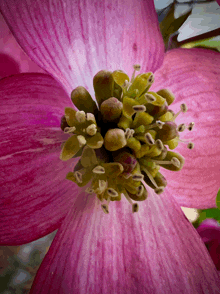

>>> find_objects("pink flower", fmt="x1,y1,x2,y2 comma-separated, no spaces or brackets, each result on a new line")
0,0,220,293
197,219,220,271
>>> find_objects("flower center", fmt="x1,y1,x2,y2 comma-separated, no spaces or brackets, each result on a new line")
60,65,194,213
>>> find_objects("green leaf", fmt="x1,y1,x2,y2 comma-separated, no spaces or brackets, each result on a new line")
216,188,220,210
160,3,192,49
181,36,220,52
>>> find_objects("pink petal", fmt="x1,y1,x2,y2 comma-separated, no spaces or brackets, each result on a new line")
151,48,220,209
197,219,220,270
197,219,220,243
0,0,164,95
0,73,77,246
30,189,220,294
0,13,45,78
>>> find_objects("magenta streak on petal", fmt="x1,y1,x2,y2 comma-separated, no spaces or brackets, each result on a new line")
30,189,220,294
0,73,78,245
0,0,164,96
151,48,220,209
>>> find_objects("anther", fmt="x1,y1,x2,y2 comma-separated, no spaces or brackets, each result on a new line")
137,185,144,196
132,105,146,112
123,80,131,90
86,187,94,194
107,188,118,197
75,111,86,123
86,113,96,123
179,139,195,150
132,174,144,181
64,126,76,133
123,190,134,205
77,135,86,147
132,203,139,213
125,128,135,140
142,167,164,194
74,171,83,183
155,139,164,151
145,132,155,145
99,180,107,193
131,64,141,83
148,74,155,84
171,157,181,168
187,142,194,149
133,64,141,71
86,124,97,136
181,104,188,113
188,122,195,131
144,93,156,103
154,187,164,195
156,120,165,129
92,165,105,174
101,204,109,214
177,123,186,132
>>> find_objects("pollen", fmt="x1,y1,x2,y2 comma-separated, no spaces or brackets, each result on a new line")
61,65,195,213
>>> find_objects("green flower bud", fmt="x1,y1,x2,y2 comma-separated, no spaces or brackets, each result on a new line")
71,86,98,115
157,89,175,105
93,70,114,106
155,122,178,142
104,129,127,151
100,97,123,122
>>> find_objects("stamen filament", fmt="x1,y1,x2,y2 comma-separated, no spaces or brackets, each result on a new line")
150,157,180,168
123,190,133,205
145,120,165,130
131,64,141,83
142,168,164,194
142,167,158,188
173,104,188,120
179,139,194,149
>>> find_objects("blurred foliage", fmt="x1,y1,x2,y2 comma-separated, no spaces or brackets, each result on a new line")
159,2,192,49
158,0,220,50
193,190,220,228
181,36,220,52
